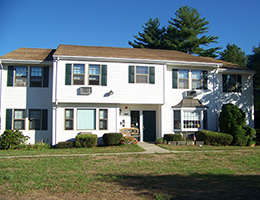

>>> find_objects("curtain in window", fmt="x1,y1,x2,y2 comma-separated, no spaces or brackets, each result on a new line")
184,111,200,120
77,109,96,129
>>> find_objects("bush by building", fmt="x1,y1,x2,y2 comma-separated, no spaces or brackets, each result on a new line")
163,134,182,142
219,104,256,146
75,134,97,148
103,133,123,146
196,130,233,146
0,130,30,150
57,141,75,148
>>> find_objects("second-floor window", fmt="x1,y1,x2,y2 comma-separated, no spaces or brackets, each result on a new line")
65,63,107,86
15,67,27,86
7,66,49,87
73,64,85,85
172,69,208,90
223,74,242,92
128,66,155,84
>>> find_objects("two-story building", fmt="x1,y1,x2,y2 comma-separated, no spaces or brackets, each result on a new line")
0,44,255,145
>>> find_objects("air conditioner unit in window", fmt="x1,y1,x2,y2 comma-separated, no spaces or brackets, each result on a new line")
185,91,197,98
80,87,92,95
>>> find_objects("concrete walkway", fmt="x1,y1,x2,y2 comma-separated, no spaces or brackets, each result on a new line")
137,142,171,154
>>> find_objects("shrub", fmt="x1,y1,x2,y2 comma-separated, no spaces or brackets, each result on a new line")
103,133,123,146
57,141,75,149
256,129,260,145
75,134,97,148
121,136,138,145
163,134,182,142
219,104,256,146
0,130,29,150
19,141,51,150
196,130,233,146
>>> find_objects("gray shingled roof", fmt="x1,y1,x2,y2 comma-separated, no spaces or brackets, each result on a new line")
172,99,208,108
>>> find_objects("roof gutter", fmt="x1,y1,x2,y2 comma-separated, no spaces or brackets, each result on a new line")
218,68,255,75
0,59,53,65
53,55,221,67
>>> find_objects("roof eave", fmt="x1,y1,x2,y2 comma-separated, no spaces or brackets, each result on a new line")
54,55,221,67
0,59,53,65
218,68,255,75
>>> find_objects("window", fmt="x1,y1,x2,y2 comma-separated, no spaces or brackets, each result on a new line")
14,109,25,130
173,110,207,130
223,74,242,92
89,64,100,85
99,109,108,130
29,109,41,130
30,67,42,87
29,109,48,130
65,109,73,130
129,66,155,84
192,70,202,89
183,111,201,129
178,70,189,89
73,64,85,85
15,66,27,86
77,109,96,130
172,69,208,89
136,66,149,83
30,67,49,87
173,110,181,129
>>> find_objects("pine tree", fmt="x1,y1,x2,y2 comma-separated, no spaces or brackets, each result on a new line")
165,6,220,57
128,18,166,49
220,43,247,67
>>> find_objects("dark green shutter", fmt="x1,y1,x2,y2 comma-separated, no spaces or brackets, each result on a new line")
149,67,155,84
223,75,227,92
7,66,14,86
202,71,208,90
65,64,72,85
6,109,12,130
42,109,48,130
172,69,177,88
129,66,135,83
43,67,49,87
101,65,107,86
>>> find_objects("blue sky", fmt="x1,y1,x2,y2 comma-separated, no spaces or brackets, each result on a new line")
0,0,259,57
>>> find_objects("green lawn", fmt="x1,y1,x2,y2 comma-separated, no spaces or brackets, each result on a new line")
0,147,260,199
158,144,260,151
0,144,144,157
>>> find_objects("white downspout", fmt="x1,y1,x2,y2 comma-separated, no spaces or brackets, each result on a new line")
53,57,59,146
0,61,3,132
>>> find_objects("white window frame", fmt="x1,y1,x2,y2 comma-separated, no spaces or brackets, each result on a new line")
72,64,85,85
88,64,101,85
173,108,207,132
15,66,27,87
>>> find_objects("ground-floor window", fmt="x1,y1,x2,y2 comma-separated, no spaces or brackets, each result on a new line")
29,109,48,130
99,109,108,130
14,109,26,130
65,109,74,130
77,109,96,130
173,109,207,131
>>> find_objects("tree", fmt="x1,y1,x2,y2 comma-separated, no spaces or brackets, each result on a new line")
128,18,166,49
165,6,221,57
220,43,247,67
247,44,260,128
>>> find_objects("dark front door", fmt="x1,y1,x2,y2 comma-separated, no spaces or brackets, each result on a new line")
143,111,156,142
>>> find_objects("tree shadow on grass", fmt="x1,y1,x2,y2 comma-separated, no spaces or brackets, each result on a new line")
103,173,260,199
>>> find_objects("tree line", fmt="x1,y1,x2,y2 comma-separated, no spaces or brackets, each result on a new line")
128,5,260,128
